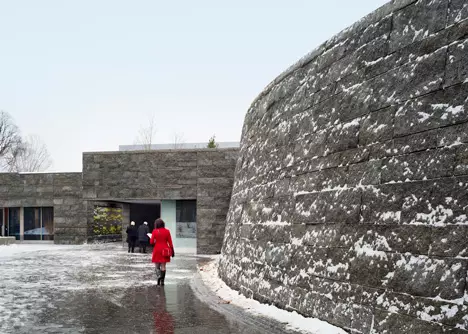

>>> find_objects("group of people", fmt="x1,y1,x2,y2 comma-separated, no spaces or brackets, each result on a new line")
126,218,175,286
126,220,150,253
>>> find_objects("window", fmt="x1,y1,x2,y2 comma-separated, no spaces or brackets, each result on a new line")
42,207,54,241
24,208,41,241
7,208,20,240
176,200,196,239
23,207,54,241
176,200,196,223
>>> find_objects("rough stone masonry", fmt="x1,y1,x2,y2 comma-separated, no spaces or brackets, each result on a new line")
219,0,468,333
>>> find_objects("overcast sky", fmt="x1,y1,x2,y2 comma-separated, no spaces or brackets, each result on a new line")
0,0,388,172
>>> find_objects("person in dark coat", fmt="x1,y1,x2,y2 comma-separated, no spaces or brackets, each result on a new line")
126,221,138,253
138,221,149,253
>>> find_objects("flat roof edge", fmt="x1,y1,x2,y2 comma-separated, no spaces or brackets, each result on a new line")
83,148,240,155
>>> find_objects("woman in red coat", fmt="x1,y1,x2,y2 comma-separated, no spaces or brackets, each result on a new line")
150,218,174,286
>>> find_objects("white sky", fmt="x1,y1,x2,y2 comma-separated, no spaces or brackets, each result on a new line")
0,0,389,172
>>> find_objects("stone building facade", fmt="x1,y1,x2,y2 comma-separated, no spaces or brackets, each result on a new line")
82,149,238,254
219,0,468,333
0,173,84,244
0,148,238,254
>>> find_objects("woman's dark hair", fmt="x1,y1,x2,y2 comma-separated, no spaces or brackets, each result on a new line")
155,218,165,229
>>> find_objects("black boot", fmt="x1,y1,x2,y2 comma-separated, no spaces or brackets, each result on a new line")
156,268,162,286
161,271,166,286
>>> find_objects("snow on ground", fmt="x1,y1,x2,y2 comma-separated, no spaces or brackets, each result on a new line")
0,244,77,258
199,257,347,334
0,243,195,332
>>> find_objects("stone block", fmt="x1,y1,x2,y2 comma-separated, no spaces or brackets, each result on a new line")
372,309,453,333
447,0,468,26
349,305,374,333
339,147,370,166
445,38,468,87
54,227,87,236
306,153,342,173
326,118,362,154
361,183,404,225
291,223,342,248
0,237,15,245
82,188,97,199
430,226,468,258
376,290,468,329
198,164,236,178
381,148,456,183
400,177,468,225
359,106,395,145
291,167,348,194
388,254,467,299
294,189,361,224
438,122,468,147
389,0,448,52
455,144,468,175
348,247,399,288
295,128,328,159
394,83,468,137
347,160,382,186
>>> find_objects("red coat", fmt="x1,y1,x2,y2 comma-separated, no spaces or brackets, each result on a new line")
150,228,173,263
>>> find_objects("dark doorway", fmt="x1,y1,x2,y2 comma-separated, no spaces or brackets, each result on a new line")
129,203,161,232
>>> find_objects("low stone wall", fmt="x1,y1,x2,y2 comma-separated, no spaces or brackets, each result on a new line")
0,173,84,244
0,237,15,245
219,0,468,332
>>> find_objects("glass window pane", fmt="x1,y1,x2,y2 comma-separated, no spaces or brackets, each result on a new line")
176,200,197,239
24,207,41,241
176,200,196,222
8,208,20,240
0,209,3,236
42,207,54,241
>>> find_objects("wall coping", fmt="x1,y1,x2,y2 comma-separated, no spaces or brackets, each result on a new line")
83,148,240,155
0,172,82,176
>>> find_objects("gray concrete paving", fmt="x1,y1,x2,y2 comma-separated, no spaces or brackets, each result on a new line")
0,244,275,334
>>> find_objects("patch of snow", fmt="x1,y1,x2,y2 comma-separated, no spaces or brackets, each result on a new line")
417,112,431,123
262,207,273,214
441,105,465,120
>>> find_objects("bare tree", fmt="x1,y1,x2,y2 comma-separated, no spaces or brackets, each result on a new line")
135,114,156,150
172,132,185,149
7,135,52,172
0,111,24,171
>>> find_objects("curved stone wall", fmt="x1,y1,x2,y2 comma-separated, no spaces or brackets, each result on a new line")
219,0,468,332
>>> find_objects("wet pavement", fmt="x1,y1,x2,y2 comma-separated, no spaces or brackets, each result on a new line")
0,244,261,334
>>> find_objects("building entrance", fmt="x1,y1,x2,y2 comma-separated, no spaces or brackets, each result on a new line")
129,203,161,231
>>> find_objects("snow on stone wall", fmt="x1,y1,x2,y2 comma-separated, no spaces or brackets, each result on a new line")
219,0,468,332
